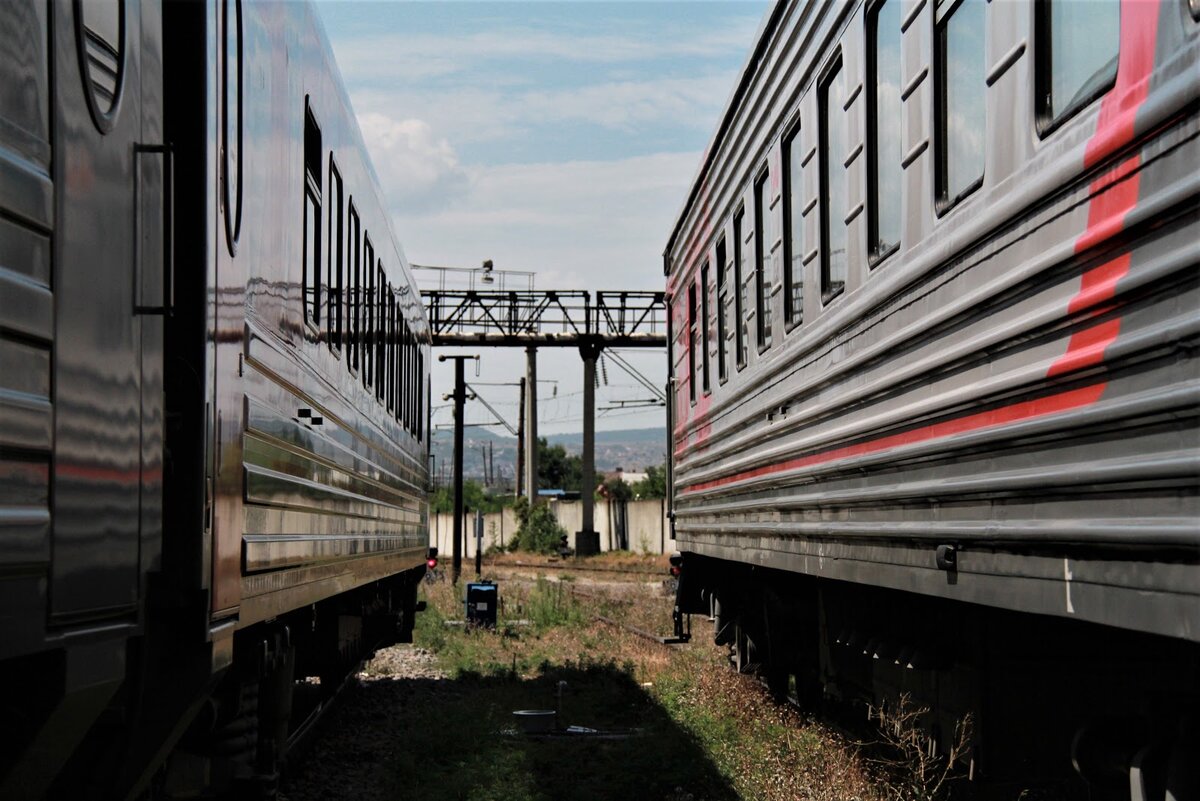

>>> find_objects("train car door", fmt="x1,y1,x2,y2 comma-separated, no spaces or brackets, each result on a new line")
50,0,164,622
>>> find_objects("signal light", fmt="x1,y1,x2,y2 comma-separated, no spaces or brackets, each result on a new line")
427,557,438,569
669,565,681,577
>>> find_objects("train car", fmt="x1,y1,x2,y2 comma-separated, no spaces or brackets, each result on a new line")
0,1,431,797
664,0,1198,795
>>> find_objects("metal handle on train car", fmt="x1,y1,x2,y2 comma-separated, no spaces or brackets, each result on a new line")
133,142,175,316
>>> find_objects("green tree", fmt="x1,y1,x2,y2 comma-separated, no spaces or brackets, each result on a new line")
631,464,667,499
602,476,633,502
429,479,509,514
537,437,582,491
509,496,567,554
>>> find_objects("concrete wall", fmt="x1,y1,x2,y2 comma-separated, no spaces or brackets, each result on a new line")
431,498,670,558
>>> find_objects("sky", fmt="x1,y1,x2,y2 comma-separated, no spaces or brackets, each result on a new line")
315,1,769,437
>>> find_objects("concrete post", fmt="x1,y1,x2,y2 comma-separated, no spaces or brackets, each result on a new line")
525,346,538,501
576,341,601,555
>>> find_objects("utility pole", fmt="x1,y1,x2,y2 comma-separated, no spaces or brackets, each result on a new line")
577,339,602,555
525,346,538,501
516,377,525,498
439,354,476,584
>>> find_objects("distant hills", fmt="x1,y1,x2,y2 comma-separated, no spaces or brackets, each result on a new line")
429,426,666,487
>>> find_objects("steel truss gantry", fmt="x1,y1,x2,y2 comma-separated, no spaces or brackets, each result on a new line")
422,289,666,348
421,288,668,560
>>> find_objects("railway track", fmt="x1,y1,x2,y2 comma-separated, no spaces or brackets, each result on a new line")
284,661,364,775
490,559,667,578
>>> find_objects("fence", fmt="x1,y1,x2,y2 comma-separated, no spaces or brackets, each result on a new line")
430,498,670,558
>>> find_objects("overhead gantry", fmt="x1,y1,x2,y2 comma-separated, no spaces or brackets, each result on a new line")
422,286,667,560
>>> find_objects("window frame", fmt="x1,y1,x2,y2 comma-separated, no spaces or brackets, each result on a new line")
700,261,711,395
327,160,343,354
866,0,903,267
1033,0,1121,138
363,235,374,388
818,50,847,305
781,117,804,329
347,203,360,373
753,168,772,353
687,281,698,405
376,264,387,403
302,100,322,330
934,0,986,216
716,235,728,385
733,206,747,371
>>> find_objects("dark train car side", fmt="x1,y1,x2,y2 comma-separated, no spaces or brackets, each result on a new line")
664,0,1198,796
0,1,431,798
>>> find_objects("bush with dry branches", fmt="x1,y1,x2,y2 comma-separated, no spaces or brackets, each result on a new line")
865,693,973,800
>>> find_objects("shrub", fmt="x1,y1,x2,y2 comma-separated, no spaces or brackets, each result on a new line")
509,497,566,555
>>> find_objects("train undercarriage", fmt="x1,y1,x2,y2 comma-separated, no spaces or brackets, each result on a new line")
674,554,1199,800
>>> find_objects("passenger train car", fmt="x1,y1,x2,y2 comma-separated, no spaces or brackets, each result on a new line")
665,0,1198,795
0,1,430,797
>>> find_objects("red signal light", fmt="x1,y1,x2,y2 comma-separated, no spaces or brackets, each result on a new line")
427,557,438,569
669,565,681,577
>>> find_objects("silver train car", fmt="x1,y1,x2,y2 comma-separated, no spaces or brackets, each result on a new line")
665,0,1198,794
0,1,430,797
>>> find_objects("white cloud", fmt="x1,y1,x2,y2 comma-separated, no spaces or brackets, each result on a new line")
329,22,762,83
351,71,733,148
393,151,700,291
356,114,470,213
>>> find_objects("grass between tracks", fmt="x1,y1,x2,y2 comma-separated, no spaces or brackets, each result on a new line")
371,555,882,801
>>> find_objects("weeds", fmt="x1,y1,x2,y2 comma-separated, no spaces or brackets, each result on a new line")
866,693,973,801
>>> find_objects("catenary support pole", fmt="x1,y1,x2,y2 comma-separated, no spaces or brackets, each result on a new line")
525,346,538,501
439,354,475,584
576,340,602,556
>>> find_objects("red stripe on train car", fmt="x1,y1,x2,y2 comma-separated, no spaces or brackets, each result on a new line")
683,384,1107,494
678,0,1162,495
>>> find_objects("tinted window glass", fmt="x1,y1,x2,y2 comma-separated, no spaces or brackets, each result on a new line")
870,0,902,260
733,209,747,368
363,237,374,386
938,0,986,206
303,189,319,326
754,172,772,349
700,262,710,393
688,282,698,404
782,123,804,324
716,237,728,382
1041,0,1119,125
820,55,848,301
327,163,343,351
348,205,360,369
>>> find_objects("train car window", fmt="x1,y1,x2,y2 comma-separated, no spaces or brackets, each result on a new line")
327,162,344,352
936,0,986,210
348,204,361,371
754,171,773,350
303,101,322,328
716,236,729,384
417,351,425,442
868,0,902,263
399,319,408,428
1036,0,1119,133
363,236,374,387
389,293,398,415
687,282,698,404
782,121,804,325
819,54,847,303
733,207,747,369
222,0,243,253
408,326,415,432
377,265,387,403
700,262,711,394
76,0,124,132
